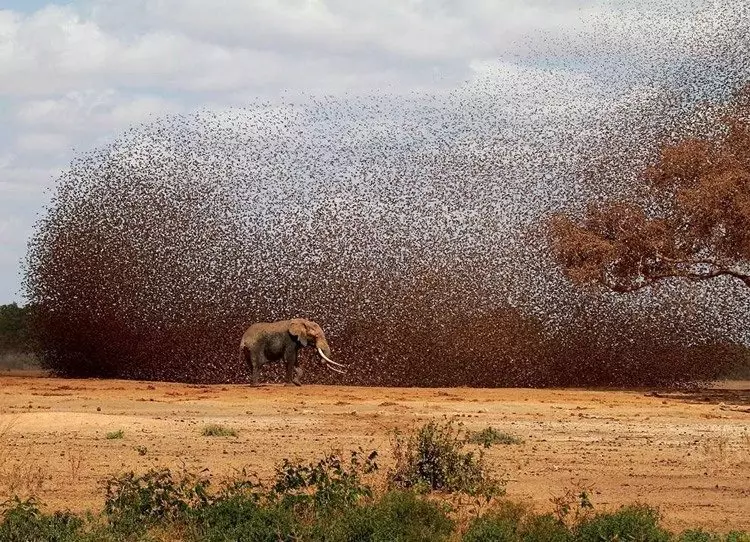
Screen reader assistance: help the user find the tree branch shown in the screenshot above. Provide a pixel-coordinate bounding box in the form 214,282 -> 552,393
601,262 -> 750,292
682,268 -> 750,287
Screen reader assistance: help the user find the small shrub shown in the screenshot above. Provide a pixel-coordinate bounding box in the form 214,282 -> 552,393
135,445 -> 147,456
188,494 -> 301,542
104,469 -> 209,532
463,501 -> 570,542
467,427 -> 523,448
0,497 -> 83,542
271,448 -> 378,514
576,505 -> 670,542
550,486 -> 595,527
105,430 -> 124,440
201,424 -> 237,437
523,514 -> 573,542
389,419 -> 504,500
326,490 -> 454,542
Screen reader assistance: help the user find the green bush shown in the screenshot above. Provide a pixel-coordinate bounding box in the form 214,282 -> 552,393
103,469 -> 209,533
105,430 -> 124,440
0,498 -> 83,542
575,505 -> 670,542
324,490 -> 454,542
188,494 -> 301,542
466,427 -> 524,448
389,419 -> 504,500
271,449 -> 378,515
522,514 -> 573,542
463,501 -> 570,542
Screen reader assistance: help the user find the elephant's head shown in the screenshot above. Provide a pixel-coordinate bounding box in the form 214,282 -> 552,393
288,318 -> 346,374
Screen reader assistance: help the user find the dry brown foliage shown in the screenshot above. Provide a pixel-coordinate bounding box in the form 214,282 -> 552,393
551,86 -> 750,292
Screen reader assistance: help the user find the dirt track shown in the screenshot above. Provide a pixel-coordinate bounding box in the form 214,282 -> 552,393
0,374 -> 748,531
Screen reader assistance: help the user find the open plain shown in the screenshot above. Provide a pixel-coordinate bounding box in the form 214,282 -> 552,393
0,374 -> 748,532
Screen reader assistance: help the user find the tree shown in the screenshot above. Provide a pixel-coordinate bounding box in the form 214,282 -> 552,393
551,87 -> 750,292
0,303 -> 30,352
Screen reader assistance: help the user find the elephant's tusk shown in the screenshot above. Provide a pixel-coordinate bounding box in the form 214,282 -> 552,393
325,363 -> 346,374
317,348 -> 346,368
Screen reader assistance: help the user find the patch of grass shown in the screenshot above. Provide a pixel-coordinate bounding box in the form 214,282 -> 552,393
467,427 -> 524,448
679,531 -> 750,542
201,424 -> 237,437
389,419 -> 505,501
105,430 -> 124,440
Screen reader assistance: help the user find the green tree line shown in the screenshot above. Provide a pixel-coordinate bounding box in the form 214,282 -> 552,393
0,303 -> 32,353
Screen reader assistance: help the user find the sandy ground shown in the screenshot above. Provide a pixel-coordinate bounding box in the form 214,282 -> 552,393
0,373 -> 748,532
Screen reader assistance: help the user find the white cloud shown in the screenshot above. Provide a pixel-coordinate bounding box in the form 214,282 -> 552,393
16,91 -> 183,131
0,1 -> 714,98
15,132 -> 68,153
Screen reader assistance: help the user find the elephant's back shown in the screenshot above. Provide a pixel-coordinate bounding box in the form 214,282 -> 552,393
241,320 -> 291,344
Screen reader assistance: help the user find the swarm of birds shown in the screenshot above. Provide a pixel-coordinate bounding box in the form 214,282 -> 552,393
24,1 -> 750,386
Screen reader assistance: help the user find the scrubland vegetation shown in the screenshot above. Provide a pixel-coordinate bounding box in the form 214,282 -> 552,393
1,420 -> 747,541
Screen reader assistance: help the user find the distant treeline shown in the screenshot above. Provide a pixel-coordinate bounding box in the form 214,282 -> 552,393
0,303 -> 32,353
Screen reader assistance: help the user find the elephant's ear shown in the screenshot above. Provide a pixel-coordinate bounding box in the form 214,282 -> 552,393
289,320 -> 308,346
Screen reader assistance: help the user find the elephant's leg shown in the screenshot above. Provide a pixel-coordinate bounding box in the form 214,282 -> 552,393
249,349 -> 265,386
284,347 -> 301,386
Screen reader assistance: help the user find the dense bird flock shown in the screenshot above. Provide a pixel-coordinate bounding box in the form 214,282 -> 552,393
24,1 -> 750,386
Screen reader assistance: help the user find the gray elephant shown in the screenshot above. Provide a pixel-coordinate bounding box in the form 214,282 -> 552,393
239,318 -> 346,386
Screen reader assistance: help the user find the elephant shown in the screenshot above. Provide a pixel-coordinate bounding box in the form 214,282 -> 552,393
239,318 -> 346,386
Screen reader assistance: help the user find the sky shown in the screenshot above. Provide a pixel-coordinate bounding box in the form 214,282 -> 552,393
0,0 -> 737,303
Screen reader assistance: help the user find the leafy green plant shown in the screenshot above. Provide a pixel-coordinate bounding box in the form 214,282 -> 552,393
188,494 -> 301,542
201,424 -> 238,437
467,427 -> 524,448
103,469 -> 209,533
575,505 -> 670,542
0,497 -> 83,542
105,430 -> 124,440
389,419 -> 504,500
463,501 -> 570,542
324,490 -> 454,542
271,448 -> 378,514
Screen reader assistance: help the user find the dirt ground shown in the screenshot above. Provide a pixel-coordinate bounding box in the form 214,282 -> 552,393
0,373 -> 748,532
